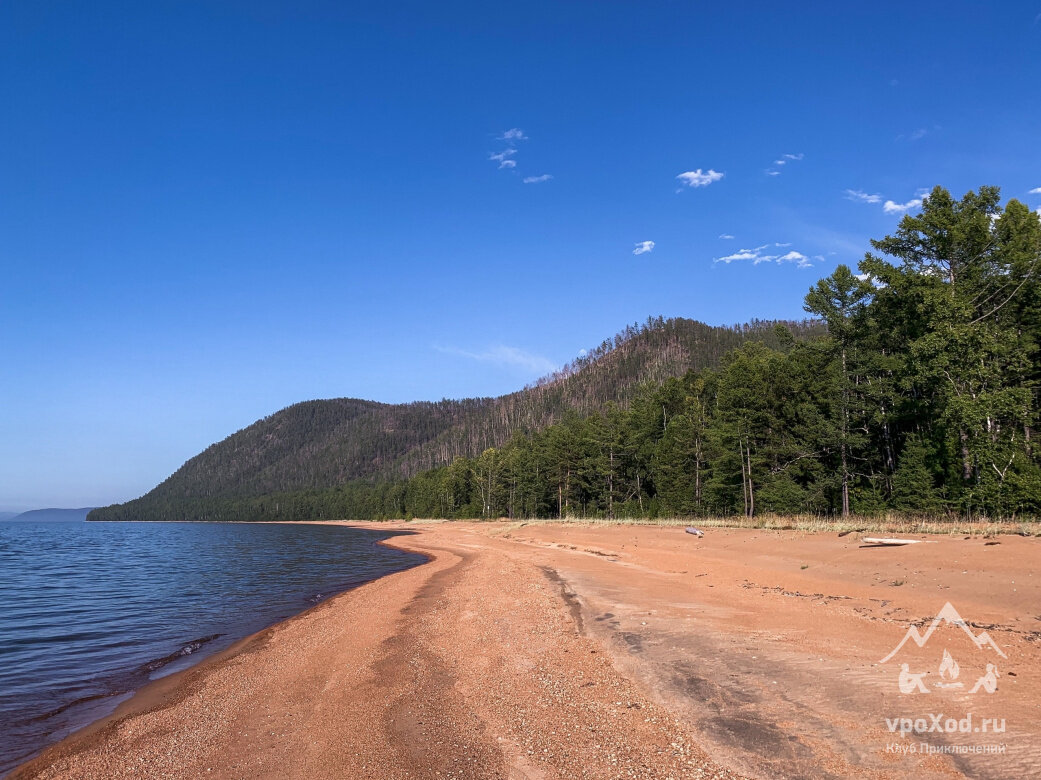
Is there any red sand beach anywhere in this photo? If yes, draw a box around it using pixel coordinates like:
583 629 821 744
13 522 1041 779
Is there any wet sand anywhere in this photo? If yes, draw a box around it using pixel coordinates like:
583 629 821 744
13 522 1041 779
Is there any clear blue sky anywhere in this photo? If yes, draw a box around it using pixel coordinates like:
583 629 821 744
2 1 1040 510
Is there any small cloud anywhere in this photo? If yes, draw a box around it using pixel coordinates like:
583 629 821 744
898 126 939 143
883 197 923 214
633 240 655 256
500 128 527 142
844 189 882 204
777 250 812 269
523 174 553 184
714 243 819 269
715 250 761 264
1029 187 1041 195
489 149 518 169
718 233 735 240
767 152 803 176
677 169 724 188
435 344 557 375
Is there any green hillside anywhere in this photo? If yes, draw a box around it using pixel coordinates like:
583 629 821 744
90 316 822 520
92 187 1041 523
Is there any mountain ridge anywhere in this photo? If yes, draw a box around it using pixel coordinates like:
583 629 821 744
90 316 823 520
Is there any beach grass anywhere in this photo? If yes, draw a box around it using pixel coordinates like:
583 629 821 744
400 513 1041 537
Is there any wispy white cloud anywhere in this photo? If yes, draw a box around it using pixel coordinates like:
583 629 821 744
766 152 804 176
714 243 819 269
677 169 724 188
633 240 655 255
846 187 926 215
844 189 882 204
719 233 735 240
883 196 924 214
897 125 939 143
1029 187 1041 195
715 250 761 263
489 149 517 163
434 344 557 375
523 174 553 184
490 129 528 173
777 251 813 268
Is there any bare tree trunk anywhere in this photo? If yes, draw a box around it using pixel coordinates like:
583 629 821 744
740 442 749 518
745 441 755 518
960 430 973 481
841 347 850 517
841 444 850 517
695 439 702 507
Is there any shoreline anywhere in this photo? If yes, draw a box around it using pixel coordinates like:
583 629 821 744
13 521 1041 779
5 524 428 779
10 533 429 779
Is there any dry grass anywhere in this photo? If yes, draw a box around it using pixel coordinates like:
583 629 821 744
402 513 1041 537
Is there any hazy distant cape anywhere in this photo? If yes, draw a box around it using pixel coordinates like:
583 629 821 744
8 508 94 522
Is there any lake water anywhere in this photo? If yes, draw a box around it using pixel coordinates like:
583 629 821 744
0 520 425 775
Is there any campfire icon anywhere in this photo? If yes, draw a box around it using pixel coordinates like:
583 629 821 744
935 649 963 689
881 602 1006 695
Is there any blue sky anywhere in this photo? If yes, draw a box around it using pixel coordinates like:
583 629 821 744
2 1 1040 509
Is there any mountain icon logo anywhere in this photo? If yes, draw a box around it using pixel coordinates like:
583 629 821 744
880 602 1006 664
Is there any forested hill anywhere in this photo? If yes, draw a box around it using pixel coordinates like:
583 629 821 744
92 317 821 514
92 186 1041 523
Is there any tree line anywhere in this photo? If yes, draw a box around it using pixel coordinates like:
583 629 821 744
91 186 1041 522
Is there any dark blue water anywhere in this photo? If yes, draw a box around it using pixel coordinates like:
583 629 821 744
0 520 425 774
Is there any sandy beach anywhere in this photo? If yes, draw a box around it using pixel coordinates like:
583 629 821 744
12 522 1041 780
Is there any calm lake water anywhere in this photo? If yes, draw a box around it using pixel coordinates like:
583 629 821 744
0 520 425 775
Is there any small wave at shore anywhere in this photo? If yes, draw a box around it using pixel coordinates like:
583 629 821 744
140 634 224 673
